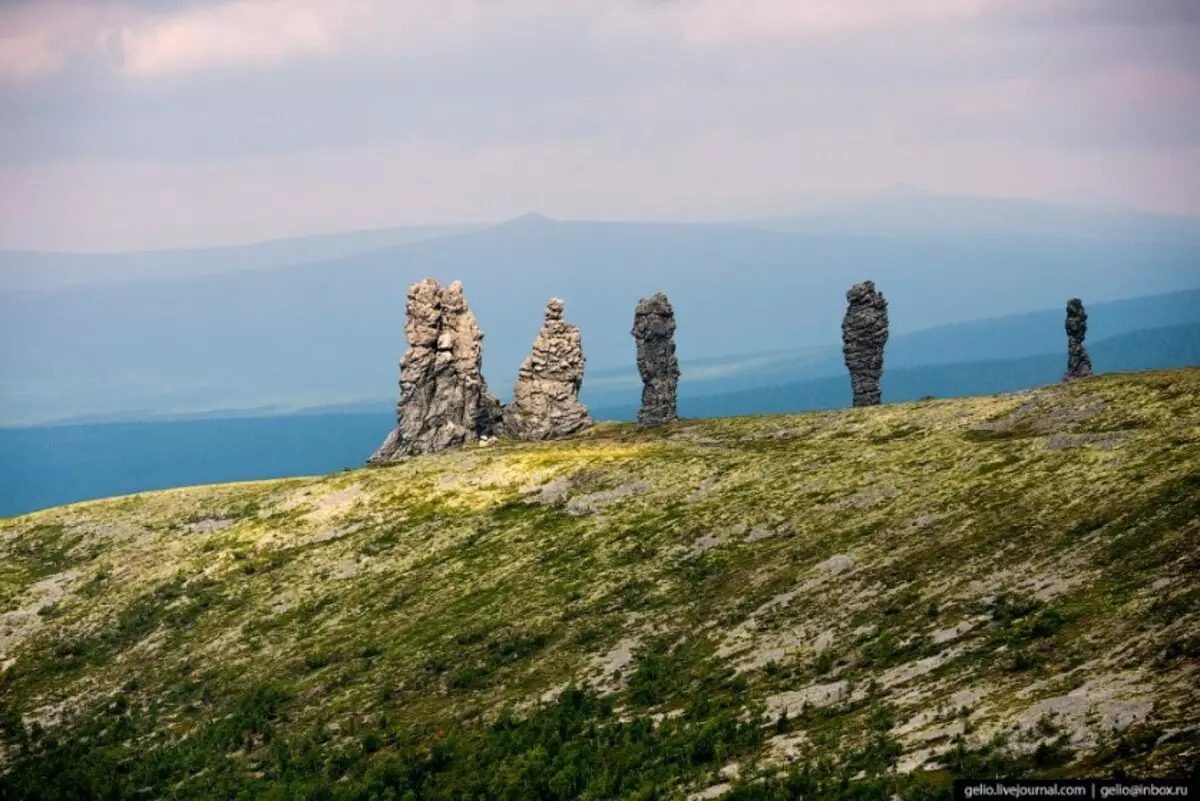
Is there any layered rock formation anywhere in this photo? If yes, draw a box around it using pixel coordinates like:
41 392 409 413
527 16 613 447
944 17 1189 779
1064 297 1092 382
504 299 592 440
632 292 680 428
368 279 502 462
841 281 889 407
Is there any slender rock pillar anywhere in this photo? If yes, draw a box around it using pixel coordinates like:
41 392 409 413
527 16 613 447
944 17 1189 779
841 281 889 407
632 292 680 428
1064 297 1092 381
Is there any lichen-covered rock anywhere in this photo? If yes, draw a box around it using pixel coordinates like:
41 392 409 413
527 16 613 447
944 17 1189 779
368 278 502 462
1064 297 1093 382
632 292 680 428
504 298 592 440
841 281 889 407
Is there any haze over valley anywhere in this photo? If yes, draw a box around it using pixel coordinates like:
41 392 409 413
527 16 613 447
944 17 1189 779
2 189 1199 428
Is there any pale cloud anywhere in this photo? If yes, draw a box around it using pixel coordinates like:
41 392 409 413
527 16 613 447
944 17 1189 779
599 0 988 44
110 0 502 76
0 32 61 82
0 0 1197 249
4 129 1197 252
115 1 336 76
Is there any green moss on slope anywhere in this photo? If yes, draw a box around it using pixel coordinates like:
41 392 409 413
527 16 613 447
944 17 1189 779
1 369 1198 798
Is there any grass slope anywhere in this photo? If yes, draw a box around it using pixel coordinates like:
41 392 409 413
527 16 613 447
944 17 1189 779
1 369 1198 799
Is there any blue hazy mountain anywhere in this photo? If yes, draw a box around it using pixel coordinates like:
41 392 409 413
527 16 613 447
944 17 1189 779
0 222 484 291
589 322 1200 421
576 288 1200 410
2 200 1199 425
740 184 1200 244
3 322 1195 518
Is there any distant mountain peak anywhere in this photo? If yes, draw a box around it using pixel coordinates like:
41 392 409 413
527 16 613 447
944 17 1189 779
500 211 559 228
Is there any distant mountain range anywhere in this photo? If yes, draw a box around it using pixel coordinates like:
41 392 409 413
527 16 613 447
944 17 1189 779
0 223 484 292
577 288 1200 410
4 185 1198 294
20 295 1200 428
2 188 1198 426
739 184 1200 244
590 322 1200 421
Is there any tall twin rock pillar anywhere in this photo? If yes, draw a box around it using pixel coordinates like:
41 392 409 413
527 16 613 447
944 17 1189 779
503 299 593 441
368 279 502 463
1064 297 1092 381
632 292 680 428
842 281 889 407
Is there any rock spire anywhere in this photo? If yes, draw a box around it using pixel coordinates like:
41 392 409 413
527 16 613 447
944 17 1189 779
632 292 680 428
368 278 502 462
504 298 592 440
841 281 889 407
1064 297 1092 381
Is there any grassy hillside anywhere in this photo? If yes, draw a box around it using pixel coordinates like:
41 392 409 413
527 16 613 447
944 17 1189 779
1 369 1198 798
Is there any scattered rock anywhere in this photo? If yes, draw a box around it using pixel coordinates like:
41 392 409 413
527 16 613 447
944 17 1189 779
527 476 572 505
968 390 1107 439
1064 297 1092 382
817 554 856 575
931 618 981 645
504 299 593 440
835 487 900 510
842 281 889 407
680 532 728 560
766 731 810 763
585 636 641 694
766 681 857 716
907 513 939 531
685 476 719 503
878 646 964 689
743 525 778 543
688 783 732 800
182 518 233 535
369 279 502 461
565 482 649 515
1012 673 1153 749
1046 432 1129 451
897 747 941 774
0 571 80 657
632 292 680 428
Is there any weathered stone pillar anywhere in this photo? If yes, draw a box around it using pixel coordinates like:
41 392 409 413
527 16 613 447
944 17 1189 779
1064 297 1092 381
368 279 502 462
841 281 889 407
632 292 680 428
504 298 592 440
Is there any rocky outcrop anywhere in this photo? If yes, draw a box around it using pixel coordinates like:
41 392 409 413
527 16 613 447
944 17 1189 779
368 278 502 462
504 299 592 440
841 281 889 407
1064 297 1092 382
632 292 680 428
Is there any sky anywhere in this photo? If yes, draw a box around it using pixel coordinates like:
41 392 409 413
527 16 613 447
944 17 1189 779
0 0 1198 252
